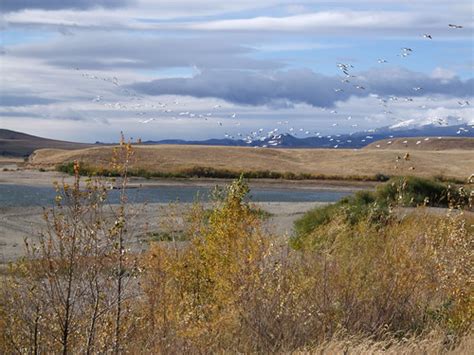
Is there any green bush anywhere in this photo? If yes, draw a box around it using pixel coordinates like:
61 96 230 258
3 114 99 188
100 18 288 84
376 176 471 208
291 176 472 249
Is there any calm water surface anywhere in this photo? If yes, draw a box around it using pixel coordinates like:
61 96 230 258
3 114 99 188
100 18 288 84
0 184 352 207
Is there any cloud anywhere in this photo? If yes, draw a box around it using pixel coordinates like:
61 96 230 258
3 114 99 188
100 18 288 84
1 0 132 13
190 11 424 32
0 94 58 106
7 34 282 71
129 68 474 107
0 110 42 118
4 2 471 37
182 10 472 38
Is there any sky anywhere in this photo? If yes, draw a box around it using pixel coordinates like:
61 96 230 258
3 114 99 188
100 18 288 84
0 0 473 143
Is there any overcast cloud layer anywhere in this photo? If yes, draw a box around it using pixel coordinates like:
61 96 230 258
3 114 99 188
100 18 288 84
0 0 473 142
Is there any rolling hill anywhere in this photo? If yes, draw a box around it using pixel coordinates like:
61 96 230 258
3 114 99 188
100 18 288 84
0 129 94 157
29 144 474 182
364 137 474 151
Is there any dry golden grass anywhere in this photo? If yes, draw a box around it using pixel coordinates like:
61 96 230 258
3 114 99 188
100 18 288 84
364 137 474 151
303 332 474 354
29 144 474 181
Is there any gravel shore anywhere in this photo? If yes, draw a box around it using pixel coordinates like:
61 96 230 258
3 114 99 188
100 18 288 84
0 201 325 263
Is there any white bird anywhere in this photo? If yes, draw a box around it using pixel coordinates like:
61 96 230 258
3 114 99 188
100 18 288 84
422 34 432 39
377 59 388 63
140 118 155 124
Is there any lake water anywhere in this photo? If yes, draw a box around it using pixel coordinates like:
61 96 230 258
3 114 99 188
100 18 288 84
0 184 352 207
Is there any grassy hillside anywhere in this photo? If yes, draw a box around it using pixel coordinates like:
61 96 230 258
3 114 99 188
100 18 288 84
0 129 93 157
29 144 474 181
364 136 474 151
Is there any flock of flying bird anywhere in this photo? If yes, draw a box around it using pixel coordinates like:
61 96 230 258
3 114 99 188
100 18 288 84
77 23 471 149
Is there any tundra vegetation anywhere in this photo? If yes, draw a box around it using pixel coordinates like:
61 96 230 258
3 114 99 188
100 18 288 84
1 141 473 353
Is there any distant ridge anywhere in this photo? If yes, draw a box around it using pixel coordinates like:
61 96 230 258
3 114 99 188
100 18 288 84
0 129 94 157
138 124 473 149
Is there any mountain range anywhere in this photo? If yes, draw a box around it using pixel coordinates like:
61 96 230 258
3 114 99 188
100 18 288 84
1 123 472 157
140 123 473 149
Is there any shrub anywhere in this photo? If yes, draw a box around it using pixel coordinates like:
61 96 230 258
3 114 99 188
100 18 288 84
56 162 395 182
377 176 472 208
375 172 390 182
292 177 472 248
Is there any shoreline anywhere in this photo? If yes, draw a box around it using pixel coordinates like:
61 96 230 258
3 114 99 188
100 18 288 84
0 201 324 263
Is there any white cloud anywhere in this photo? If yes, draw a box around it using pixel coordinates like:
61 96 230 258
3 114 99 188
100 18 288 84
431 67 456 80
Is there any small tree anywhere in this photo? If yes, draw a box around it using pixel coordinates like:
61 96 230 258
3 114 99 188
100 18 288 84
1 136 140 353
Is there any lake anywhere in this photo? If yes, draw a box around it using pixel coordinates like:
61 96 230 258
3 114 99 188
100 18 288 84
0 184 352 207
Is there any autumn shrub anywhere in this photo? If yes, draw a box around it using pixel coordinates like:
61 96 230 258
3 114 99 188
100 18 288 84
133 177 271 351
0 137 140 354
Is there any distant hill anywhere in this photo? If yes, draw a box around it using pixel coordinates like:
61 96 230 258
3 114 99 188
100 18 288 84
365 137 474 151
0 129 93 157
139 124 473 149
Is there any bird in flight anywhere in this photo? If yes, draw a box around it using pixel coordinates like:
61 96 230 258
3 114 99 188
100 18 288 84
422 34 432 39
139 118 155 124
448 24 463 29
